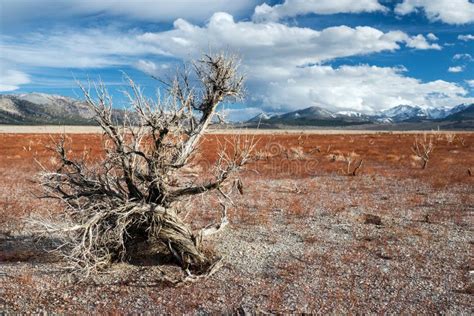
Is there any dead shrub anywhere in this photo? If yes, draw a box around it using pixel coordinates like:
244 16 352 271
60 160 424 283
444 133 456 145
30 52 256 279
411 134 434 169
336 152 364 176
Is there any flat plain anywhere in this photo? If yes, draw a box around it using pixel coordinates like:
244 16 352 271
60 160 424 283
0 129 473 313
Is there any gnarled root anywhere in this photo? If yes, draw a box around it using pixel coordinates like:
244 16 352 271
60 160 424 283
31 202 221 277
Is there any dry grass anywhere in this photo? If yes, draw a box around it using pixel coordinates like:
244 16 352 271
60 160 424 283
0 131 473 313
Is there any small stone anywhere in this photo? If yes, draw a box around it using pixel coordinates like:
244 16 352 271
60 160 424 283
363 214 382 226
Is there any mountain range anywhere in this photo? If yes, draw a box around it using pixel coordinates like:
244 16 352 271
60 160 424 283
0 93 124 125
0 93 472 129
247 103 474 128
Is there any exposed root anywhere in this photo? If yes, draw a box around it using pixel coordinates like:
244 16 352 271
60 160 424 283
30 203 216 277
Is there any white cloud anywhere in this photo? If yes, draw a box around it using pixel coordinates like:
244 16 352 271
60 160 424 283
458 34 474 41
395 0 474 24
2 13 439 71
448 66 464 73
253 0 387 22
134 13 467 113
134 60 170 77
0 28 168 68
137 12 442 69
0 69 31 91
248 64 473 113
0 0 256 24
405 34 441 50
465 80 474 88
426 33 438 41
453 53 473 61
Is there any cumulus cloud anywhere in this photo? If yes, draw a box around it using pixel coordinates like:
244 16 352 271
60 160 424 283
458 34 474 41
448 66 464 73
395 0 474 24
253 0 387 22
404 34 441 50
0 0 256 24
2 13 440 71
137 12 442 68
0 69 31 91
466 80 474 88
248 64 473 113
132 13 467 113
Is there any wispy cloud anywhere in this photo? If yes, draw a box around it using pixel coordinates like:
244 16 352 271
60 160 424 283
458 34 474 41
1 0 257 24
0 69 31 92
453 53 473 61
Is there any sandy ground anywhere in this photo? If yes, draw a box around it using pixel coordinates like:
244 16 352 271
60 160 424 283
0 132 473 313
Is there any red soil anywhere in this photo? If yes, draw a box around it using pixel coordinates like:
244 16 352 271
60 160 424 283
0 131 473 313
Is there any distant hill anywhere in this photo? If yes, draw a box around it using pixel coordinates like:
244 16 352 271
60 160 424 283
0 93 125 125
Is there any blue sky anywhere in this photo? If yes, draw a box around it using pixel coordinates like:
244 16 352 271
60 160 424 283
1 0 473 121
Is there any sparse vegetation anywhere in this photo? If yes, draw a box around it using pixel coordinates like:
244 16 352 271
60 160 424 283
445 132 456 144
411 134 435 169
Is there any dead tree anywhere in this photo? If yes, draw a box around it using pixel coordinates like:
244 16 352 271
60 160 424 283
411 134 434 169
34 53 254 277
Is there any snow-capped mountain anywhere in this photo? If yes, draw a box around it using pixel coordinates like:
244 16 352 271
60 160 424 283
446 104 470 116
379 105 428 122
424 104 470 120
246 103 473 126
277 106 336 120
247 106 372 126
335 111 364 117
247 112 275 122
378 104 472 122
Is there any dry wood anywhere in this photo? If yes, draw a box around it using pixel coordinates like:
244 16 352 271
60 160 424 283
32 52 254 279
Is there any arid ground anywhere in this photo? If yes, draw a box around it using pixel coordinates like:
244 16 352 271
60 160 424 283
1 130 473 313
